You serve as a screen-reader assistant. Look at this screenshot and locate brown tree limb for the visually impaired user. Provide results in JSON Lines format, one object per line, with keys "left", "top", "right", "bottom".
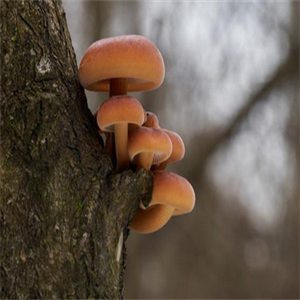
{"left": 0, "top": 1, "right": 153, "bottom": 299}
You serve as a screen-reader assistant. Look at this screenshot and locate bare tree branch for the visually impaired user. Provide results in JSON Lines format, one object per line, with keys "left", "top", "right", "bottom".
{"left": 189, "top": 47, "right": 299, "bottom": 180}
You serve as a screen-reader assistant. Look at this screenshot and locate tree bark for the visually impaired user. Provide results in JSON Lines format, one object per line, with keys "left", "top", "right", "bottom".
{"left": 0, "top": 1, "right": 153, "bottom": 299}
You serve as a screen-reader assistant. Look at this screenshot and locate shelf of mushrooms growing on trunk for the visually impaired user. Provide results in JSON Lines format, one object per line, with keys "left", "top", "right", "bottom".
{"left": 64, "top": 1, "right": 299, "bottom": 299}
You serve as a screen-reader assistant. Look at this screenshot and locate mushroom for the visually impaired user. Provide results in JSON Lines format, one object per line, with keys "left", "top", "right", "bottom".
{"left": 129, "top": 205, "right": 174, "bottom": 234}
{"left": 143, "top": 111, "right": 159, "bottom": 128}
{"left": 79, "top": 35, "right": 165, "bottom": 171}
{"left": 128, "top": 109, "right": 148, "bottom": 132}
{"left": 153, "top": 129, "right": 185, "bottom": 170}
{"left": 128, "top": 127, "right": 173, "bottom": 171}
{"left": 79, "top": 35, "right": 196, "bottom": 234}
{"left": 130, "top": 170, "right": 195, "bottom": 233}
{"left": 97, "top": 95, "right": 145, "bottom": 171}
{"left": 79, "top": 35, "right": 165, "bottom": 93}
{"left": 140, "top": 113, "right": 184, "bottom": 170}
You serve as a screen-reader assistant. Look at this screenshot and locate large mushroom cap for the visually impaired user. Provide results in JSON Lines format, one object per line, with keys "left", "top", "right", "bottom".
{"left": 151, "top": 170, "right": 195, "bottom": 215}
{"left": 130, "top": 171, "right": 196, "bottom": 233}
{"left": 79, "top": 35, "right": 165, "bottom": 92}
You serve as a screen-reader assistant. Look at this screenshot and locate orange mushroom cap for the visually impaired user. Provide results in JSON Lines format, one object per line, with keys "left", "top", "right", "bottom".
{"left": 152, "top": 129, "right": 185, "bottom": 170}
{"left": 129, "top": 205, "right": 174, "bottom": 234}
{"left": 130, "top": 170, "right": 196, "bottom": 233}
{"left": 150, "top": 170, "right": 195, "bottom": 215}
{"left": 97, "top": 96, "right": 145, "bottom": 132}
{"left": 162, "top": 129, "right": 185, "bottom": 163}
{"left": 143, "top": 111, "right": 160, "bottom": 128}
{"left": 79, "top": 35, "right": 165, "bottom": 92}
{"left": 128, "top": 127, "right": 172, "bottom": 166}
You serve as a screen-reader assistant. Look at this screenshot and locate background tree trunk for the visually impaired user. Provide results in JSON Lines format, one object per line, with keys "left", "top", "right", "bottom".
{"left": 0, "top": 1, "right": 152, "bottom": 299}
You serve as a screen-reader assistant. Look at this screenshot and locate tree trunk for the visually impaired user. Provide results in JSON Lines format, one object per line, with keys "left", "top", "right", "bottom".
{"left": 0, "top": 1, "right": 153, "bottom": 299}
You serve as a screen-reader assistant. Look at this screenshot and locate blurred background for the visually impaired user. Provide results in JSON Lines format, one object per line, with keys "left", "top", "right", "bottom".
{"left": 63, "top": 1, "right": 299, "bottom": 298}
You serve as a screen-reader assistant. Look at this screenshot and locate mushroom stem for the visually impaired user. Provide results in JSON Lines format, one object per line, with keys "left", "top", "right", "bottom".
{"left": 137, "top": 152, "right": 154, "bottom": 171}
{"left": 115, "top": 123, "right": 129, "bottom": 172}
{"left": 110, "top": 78, "right": 127, "bottom": 97}
{"left": 110, "top": 78, "right": 129, "bottom": 172}
{"left": 155, "top": 160, "right": 168, "bottom": 170}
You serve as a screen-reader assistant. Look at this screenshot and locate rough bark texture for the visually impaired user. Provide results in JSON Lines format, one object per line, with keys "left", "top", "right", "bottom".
{"left": 0, "top": 1, "right": 153, "bottom": 299}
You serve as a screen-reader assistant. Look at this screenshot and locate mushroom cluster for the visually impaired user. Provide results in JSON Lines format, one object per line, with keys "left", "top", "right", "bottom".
{"left": 79, "top": 35, "right": 195, "bottom": 234}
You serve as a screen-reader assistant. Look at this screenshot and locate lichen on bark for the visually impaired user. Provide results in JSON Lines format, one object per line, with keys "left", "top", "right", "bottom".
{"left": 0, "top": 0, "right": 153, "bottom": 299}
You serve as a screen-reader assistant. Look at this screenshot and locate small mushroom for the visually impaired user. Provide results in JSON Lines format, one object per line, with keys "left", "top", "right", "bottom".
{"left": 130, "top": 170, "right": 195, "bottom": 233}
{"left": 153, "top": 129, "right": 185, "bottom": 170}
{"left": 141, "top": 113, "right": 184, "bottom": 170}
{"left": 128, "top": 127, "right": 172, "bottom": 171}
{"left": 97, "top": 95, "right": 145, "bottom": 171}
{"left": 143, "top": 111, "right": 159, "bottom": 128}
